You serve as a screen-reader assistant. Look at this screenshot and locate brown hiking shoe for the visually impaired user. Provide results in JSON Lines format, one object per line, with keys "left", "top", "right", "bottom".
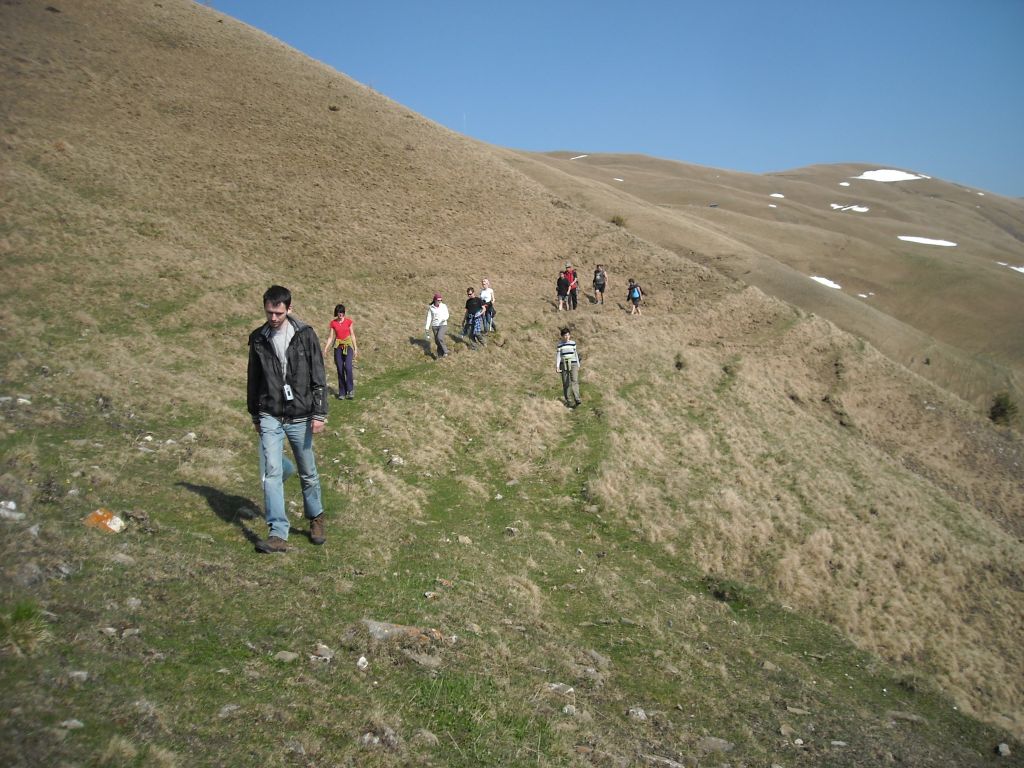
{"left": 309, "top": 514, "right": 326, "bottom": 545}
{"left": 255, "top": 535, "right": 288, "bottom": 554}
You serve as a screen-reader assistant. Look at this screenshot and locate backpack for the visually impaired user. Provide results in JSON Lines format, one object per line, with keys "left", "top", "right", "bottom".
{"left": 629, "top": 285, "right": 640, "bottom": 300}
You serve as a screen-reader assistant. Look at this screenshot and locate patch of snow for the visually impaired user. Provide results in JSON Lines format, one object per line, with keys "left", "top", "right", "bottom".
{"left": 857, "top": 293, "right": 869, "bottom": 298}
{"left": 839, "top": 181, "right": 851, "bottom": 187}
{"left": 830, "top": 203, "right": 870, "bottom": 213}
{"left": 977, "top": 192, "right": 985, "bottom": 196}
{"left": 770, "top": 193, "right": 785, "bottom": 198}
{"left": 854, "top": 169, "right": 924, "bottom": 183}
{"left": 613, "top": 177, "right": 624, "bottom": 182}
{"left": 830, "top": 203, "right": 843, "bottom": 210}
{"left": 997, "top": 261, "right": 1009, "bottom": 266}
{"left": 769, "top": 204, "right": 777, "bottom": 208}
{"left": 898, "top": 236, "right": 957, "bottom": 247}
{"left": 569, "top": 154, "right": 588, "bottom": 160}
{"left": 810, "top": 276, "right": 842, "bottom": 290}
{"left": 1011, "top": 266, "right": 1024, "bottom": 274}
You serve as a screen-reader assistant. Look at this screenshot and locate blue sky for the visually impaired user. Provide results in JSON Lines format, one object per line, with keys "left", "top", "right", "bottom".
{"left": 210, "top": 1, "right": 1024, "bottom": 197}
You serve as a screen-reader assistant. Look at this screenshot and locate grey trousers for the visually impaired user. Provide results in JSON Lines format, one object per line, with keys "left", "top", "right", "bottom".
{"left": 561, "top": 363, "right": 580, "bottom": 405}
{"left": 432, "top": 324, "right": 448, "bottom": 357}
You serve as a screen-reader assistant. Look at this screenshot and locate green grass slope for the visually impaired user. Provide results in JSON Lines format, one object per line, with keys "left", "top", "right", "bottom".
{"left": 1, "top": 1, "right": 1022, "bottom": 765}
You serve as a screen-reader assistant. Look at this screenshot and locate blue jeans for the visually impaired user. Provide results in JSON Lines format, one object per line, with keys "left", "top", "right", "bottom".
{"left": 334, "top": 346, "right": 354, "bottom": 396}
{"left": 258, "top": 414, "right": 323, "bottom": 539}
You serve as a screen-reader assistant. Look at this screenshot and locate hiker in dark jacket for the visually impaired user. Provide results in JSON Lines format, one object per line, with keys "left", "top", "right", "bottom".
{"left": 247, "top": 285, "right": 328, "bottom": 553}
{"left": 556, "top": 271, "right": 570, "bottom": 311}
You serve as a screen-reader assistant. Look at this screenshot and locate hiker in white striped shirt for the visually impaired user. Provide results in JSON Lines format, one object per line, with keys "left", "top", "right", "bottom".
{"left": 555, "top": 327, "right": 582, "bottom": 408}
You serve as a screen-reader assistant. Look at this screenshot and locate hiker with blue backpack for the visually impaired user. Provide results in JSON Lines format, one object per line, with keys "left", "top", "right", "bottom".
{"left": 626, "top": 278, "right": 644, "bottom": 315}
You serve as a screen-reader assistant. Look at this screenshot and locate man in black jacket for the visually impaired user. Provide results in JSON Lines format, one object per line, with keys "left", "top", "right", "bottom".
{"left": 247, "top": 285, "right": 328, "bottom": 553}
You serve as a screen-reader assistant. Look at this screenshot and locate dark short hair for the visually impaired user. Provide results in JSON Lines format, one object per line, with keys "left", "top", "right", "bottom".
{"left": 560, "top": 327, "right": 570, "bottom": 336}
{"left": 334, "top": 304, "right": 346, "bottom": 316}
{"left": 263, "top": 285, "right": 292, "bottom": 308}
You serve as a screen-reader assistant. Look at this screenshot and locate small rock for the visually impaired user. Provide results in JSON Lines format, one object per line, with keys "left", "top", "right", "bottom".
{"left": 218, "top": 704, "right": 240, "bottom": 719}
{"left": 403, "top": 650, "right": 441, "bottom": 669}
{"left": 388, "top": 455, "right": 405, "bottom": 467}
{"left": 125, "top": 597, "right": 142, "bottom": 611}
{"left": 120, "top": 627, "right": 141, "bottom": 639}
{"left": 762, "top": 660, "right": 780, "bottom": 672}
{"left": 831, "top": 741, "right": 848, "bottom": 747}
{"left": 0, "top": 508, "right": 25, "bottom": 521}
{"left": 356, "top": 655, "right": 369, "bottom": 671}
{"left": 504, "top": 526, "right": 520, "bottom": 537}
{"left": 360, "top": 732, "right": 380, "bottom": 747}
{"left": 786, "top": 706, "right": 811, "bottom": 715}
{"left": 628, "top": 707, "right": 648, "bottom": 722}
{"left": 780, "top": 724, "right": 796, "bottom": 738}
{"left": 794, "top": 737, "right": 805, "bottom": 746}
{"left": 274, "top": 651, "right": 299, "bottom": 663}
{"left": 312, "top": 643, "right": 334, "bottom": 661}
{"left": 60, "top": 719, "right": 84, "bottom": 730}
{"left": 17, "top": 397, "right": 31, "bottom": 406}
{"left": 640, "top": 755, "right": 688, "bottom": 768}
{"left": 696, "top": 736, "right": 734, "bottom": 753}
{"left": 997, "top": 743, "right": 1012, "bottom": 757}
{"left": 466, "top": 622, "right": 482, "bottom": 634}
{"left": 423, "top": 591, "right": 440, "bottom": 600}
{"left": 68, "top": 670, "right": 89, "bottom": 684}
{"left": 563, "top": 704, "right": 577, "bottom": 716}
{"left": 887, "top": 710, "right": 927, "bottom": 725}
{"left": 457, "top": 535, "right": 472, "bottom": 545}
{"left": 183, "top": 432, "right": 197, "bottom": 442}
{"left": 548, "top": 683, "right": 575, "bottom": 696}
{"left": 100, "top": 627, "right": 119, "bottom": 637}
{"left": 586, "top": 649, "right": 611, "bottom": 669}
{"left": 110, "top": 553, "right": 136, "bottom": 566}
{"left": 494, "top": 493, "right": 503, "bottom": 501}
{"left": 412, "top": 728, "right": 439, "bottom": 747}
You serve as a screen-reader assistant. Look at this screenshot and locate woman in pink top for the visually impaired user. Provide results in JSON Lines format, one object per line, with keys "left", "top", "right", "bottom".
{"left": 322, "top": 304, "right": 358, "bottom": 399}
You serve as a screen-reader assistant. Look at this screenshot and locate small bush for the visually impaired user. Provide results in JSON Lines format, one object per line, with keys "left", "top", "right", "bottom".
{"left": 989, "top": 391, "right": 1018, "bottom": 425}
{"left": 610, "top": 215, "right": 626, "bottom": 227}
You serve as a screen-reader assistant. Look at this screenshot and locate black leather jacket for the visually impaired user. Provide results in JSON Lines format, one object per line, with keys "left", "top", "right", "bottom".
{"left": 247, "top": 316, "right": 327, "bottom": 424}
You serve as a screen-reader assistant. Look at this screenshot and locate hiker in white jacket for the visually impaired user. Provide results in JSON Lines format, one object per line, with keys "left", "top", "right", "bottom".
{"left": 424, "top": 292, "right": 450, "bottom": 359}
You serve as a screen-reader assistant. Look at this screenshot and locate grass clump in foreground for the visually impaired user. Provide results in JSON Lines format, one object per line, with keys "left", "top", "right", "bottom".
{"left": 0, "top": 600, "right": 51, "bottom": 657}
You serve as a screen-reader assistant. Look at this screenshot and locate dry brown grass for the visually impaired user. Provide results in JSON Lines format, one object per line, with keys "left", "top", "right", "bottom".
{"left": 1, "top": 0, "right": 1021, "bottom": 744}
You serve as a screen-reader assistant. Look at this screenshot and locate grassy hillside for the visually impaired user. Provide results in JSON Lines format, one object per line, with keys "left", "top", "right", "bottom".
{"left": 1, "top": 1, "right": 1021, "bottom": 765}
{"left": 506, "top": 152, "right": 1024, "bottom": 409}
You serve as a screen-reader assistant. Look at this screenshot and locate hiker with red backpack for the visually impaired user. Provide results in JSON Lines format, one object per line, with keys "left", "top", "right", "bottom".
{"left": 565, "top": 262, "right": 579, "bottom": 310}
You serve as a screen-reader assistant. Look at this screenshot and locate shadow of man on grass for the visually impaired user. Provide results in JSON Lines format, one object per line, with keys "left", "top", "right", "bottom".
{"left": 177, "top": 482, "right": 262, "bottom": 544}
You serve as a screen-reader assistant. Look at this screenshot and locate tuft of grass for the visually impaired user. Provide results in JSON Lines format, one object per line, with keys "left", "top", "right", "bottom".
{"left": 989, "top": 391, "right": 1018, "bottom": 425}
{"left": 0, "top": 601, "right": 51, "bottom": 657}
{"left": 609, "top": 214, "right": 627, "bottom": 227}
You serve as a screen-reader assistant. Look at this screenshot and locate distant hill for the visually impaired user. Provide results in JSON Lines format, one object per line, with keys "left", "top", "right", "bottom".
{"left": 504, "top": 152, "right": 1024, "bottom": 408}
{"left": 1, "top": 1, "right": 1021, "bottom": 764}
